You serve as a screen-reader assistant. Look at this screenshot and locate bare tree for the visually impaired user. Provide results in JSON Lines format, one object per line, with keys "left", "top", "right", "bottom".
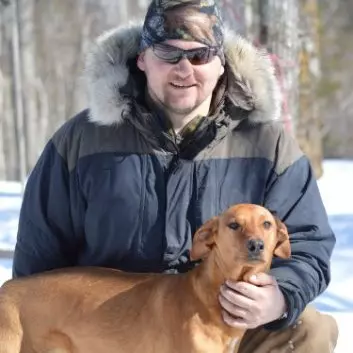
{"left": 258, "top": 0, "right": 300, "bottom": 133}
{"left": 11, "top": 0, "right": 27, "bottom": 186}
{"left": 297, "top": 0, "right": 323, "bottom": 178}
{"left": 219, "top": 0, "right": 247, "bottom": 35}
{"left": 319, "top": 0, "right": 353, "bottom": 158}
{"left": 1, "top": 0, "right": 17, "bottom": 181}
{"left": 0, "top": 68, "right": 6, "bottom": 179}
{"left": 0, "top": 6, "right": 6, "bottom": 180}
{"left": 19, "top": 0, "right": 38, "bottom": 172}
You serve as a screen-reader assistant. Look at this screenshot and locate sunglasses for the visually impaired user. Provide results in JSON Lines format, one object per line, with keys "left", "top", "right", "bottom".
{"left": 152, "top": 43, "right": 222, "bottom": 66}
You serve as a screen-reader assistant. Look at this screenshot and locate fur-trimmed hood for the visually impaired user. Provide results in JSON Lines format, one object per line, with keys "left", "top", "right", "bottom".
{"left": 84, "top": 23, "right": 280, "bottom": 126}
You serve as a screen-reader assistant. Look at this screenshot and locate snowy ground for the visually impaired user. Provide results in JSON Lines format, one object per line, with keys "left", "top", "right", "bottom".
{"left": 0, "top": 160, "right": 352, "bottom": 352}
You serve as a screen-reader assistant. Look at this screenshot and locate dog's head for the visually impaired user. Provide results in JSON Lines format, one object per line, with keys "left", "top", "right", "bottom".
{"left": 189, "top": 204, "right": 291, "bottom": 279}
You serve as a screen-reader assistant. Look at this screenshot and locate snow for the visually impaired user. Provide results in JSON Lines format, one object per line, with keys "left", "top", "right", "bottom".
{"left": 0, "top": 159, "right": 352, "bottom": 352}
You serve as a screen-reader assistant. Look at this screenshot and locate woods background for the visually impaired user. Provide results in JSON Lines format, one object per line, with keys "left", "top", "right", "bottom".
{"left": 0, "top": 0, "right": 352, "bottom": 182}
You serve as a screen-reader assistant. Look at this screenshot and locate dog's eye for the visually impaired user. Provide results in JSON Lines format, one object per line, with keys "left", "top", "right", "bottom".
{"left": 228, "top": 222, "right": 240, "bottom": 230}
{"left": 263, "top": 221, "right": 272, "bottom": 229}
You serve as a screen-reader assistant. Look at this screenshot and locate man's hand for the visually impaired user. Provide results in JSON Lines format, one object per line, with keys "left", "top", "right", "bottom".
{"left": 218, "top": 273, "right": 287, "bottom": 329}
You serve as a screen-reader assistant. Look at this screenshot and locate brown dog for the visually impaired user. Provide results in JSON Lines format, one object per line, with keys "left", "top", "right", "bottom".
{"left": 0, "top": 204, "right": 291, "bottom": 353}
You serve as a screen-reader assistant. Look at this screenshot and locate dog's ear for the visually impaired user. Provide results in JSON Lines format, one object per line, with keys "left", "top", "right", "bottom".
{"left": 273, "top": 216, "right": 291, "bottom": 259}
{"left": 189, "top": 217, "right": 218, "bottom": 261}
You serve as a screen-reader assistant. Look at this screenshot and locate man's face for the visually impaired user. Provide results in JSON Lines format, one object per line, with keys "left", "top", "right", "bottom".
{"left": 137, "top": 39, "right": 224, "bottom": 116}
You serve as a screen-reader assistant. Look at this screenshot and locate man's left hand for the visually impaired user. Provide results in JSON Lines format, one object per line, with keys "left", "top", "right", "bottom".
{"left": 218, "top": 272, "right": 287, "bottom": 329}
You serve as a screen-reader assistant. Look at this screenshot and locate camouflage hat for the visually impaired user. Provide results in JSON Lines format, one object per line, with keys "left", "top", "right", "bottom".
{"left": 140, "top": 0, "right": 225, "bottom": 51}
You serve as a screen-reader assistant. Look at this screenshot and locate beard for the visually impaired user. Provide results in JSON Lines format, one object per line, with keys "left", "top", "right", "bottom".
{"left": 160, "top": 99, "right": 197, "bottom": 116}
{"left": 148, "top": 84, "right": 203, "bottom": 117}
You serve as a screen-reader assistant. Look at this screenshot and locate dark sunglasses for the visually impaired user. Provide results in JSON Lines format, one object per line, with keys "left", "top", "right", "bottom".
{"left": 152, "top": 43, "right": 222, "bottom": 65}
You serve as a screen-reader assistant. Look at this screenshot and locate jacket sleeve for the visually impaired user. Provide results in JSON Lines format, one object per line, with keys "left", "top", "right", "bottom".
{"left": 12, "top": 136, "right": 85, "bottom": 278}
{"left": 263, "top": 131, "right": 336, "bottom": 330}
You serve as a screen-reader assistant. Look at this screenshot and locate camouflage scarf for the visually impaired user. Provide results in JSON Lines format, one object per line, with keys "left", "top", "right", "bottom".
{"left": 140, "top": 0, "right": 225, "bottom": 51}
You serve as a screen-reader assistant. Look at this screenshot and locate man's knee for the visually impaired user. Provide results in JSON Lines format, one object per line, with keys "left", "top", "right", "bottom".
{"left": 292, "top": 306, "right": 338, "bottom": 352}
{"left": 238, "top": 306, "right": 339, "bottom": 353}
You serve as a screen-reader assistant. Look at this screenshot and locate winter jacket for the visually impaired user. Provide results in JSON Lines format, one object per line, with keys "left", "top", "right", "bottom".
{"left": 13, "top": 24, "right": 336, "bottom": 330}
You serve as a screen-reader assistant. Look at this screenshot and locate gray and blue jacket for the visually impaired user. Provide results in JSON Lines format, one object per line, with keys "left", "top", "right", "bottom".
{"left": 13, "top": 24, "right": 335, "bottom": 329}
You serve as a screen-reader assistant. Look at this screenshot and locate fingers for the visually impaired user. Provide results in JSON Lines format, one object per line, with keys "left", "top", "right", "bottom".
{"left": 219, "top": 275, "right": 281, "bottom": 330}
{"left": 220, "top": 284, "right": 254, "bottom": 310}
{"left": 248, "top": 273, "right": 276, "bottom": 286}
{"left": 219, "top": 283, "right": 259, "bottom": 329}
{"left": 221, "top": 309, "right": 249, "bottom": 329}
{"left": 218, "top": 293, "right": 250, "bottom": 319}
{"left": 225, "top": 280, "right": 260, "bottom": 301}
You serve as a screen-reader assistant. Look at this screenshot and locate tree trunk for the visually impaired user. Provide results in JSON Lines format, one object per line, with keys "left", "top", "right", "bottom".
{"left": 0, "top": 9, "right": 6, "bottom": 180}
{"left": 1, "top": 3, "right": 16, "bottom": 181}
{"left": 297, "top": 0, "right": 323, "bottom": 179}
{"left": 0, "top": 68, "right": 6, "bottom": 180}
{"left": 11, "top": 0, "right": 27, "bottom": 185}
{"left": 258, "top": 0, "right": 300, "bottom": 133}
{"left": 220, "top": 0, "right": 246, "bottom": 35}
{"left": 19, "top": 0, "right": 39, "bottom": 172}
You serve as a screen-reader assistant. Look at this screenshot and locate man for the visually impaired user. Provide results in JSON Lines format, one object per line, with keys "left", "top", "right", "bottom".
{"left": 13, "top": 0, "right": 338, "bottom": 351}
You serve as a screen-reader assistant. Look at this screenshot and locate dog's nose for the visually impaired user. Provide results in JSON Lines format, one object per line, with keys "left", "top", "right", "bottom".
{"left": 247, "top": 239, "right": 264, "bottom": 255}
